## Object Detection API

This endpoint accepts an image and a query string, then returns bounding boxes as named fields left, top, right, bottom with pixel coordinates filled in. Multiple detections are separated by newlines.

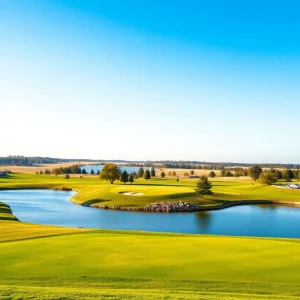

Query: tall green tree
left=129, top=174, right=134, bottom=184
left=99, top=163, right=121, bottom=184
left=195, top=176, right=212, bottom=198
left=138, top=167, right=144, bottom=178
left=90, top=169, right=95, bottom=175
left=259, top=172, right=278, bottom=185
left=248, top=166, right=263, bottom=181
left=151, top=167, right=156, bottom=177
left=144, top=169, right=151, bottom=180
left=275, top=169, right=283, bottom=180
left=81, top=168, right=87, bottom=175
left=120, top=170, right=129, bottom=184
left=284, top=169, right=294, bottom=182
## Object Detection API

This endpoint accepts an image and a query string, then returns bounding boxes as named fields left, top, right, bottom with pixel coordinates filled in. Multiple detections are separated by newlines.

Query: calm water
left=1, top=189, right=300, bottom=238
left=80, top=165, right=152, bottom=174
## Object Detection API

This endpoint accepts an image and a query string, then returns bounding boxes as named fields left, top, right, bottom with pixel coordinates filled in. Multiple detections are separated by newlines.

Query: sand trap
left=119, top=192, right=144, bottom=196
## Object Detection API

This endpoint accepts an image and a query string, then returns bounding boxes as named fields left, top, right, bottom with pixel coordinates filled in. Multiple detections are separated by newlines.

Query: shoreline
left=1, top=186, right=300, bottom=213
left=70, top=196, right=300, bottom=213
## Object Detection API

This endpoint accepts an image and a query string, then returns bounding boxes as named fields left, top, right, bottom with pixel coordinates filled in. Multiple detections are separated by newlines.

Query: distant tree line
left=2, top=156, right=300, bottom=170
left=99, top=164, right=159, bottom=184
left=52, top=165, right=82, bottom=175
left=247, top=166, right=300, bottom=185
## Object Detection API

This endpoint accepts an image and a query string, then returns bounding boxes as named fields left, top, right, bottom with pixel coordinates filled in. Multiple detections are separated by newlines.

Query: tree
left=99, top=163, right=121, bottom=184
left=259, top=172, right=277, bottom=185
left=131, top=171, right=138, bottom=179
left=144, top=169, right=151, bottom=180
left=248, top=166, right=263, bottom=181
left=225, top=170, right=234, bottom=177
left=220, top=169, right=226, bottom=177
left=190, top=170, right=195, bottom=175
left=183, top=172, right=189, bottom=178
left=44, top=169, right=51, bottom=175
left=284, top=169, right=294, bottom=182
left=195, top=176, right=212, bottom=198
left=129, top=174, right=134, bottom=184
left=208, top=171, right=216, bottom=178
left=120, top=170, right=129, bottom=184
left=161, top=171, right=166, bottom=178
left=96, top=170, right=100, bottom=175
left=176, top=177, right=179, bottom=182
left=39, top=170, right=43, bottom=175
left=275, top=169, right=283, bottom=180
left=234, top=168, right=244, bottom=178
left=81, top=168, right=87, bottom=175
left=53, top=169, right=59, bottom=176
left=138, top=167, right=144, bottom=178
left=90, top=169, right=95, bottom=175
left=65, top=174, right=70, bottom=179
left=168, top=171, right=172, bottom=176
left=70, top=164, right=81, bottom=174
left=172, top=171, right=177, bottom=176
left=151, top=167, right=156, bottom=177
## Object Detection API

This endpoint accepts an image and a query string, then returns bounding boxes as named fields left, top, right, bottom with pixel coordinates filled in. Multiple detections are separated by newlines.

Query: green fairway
left=1, top=173, right=300, bottom=299
left=0, top=173, right=299, bottom=209
left=1, top=202, right=300, bottom=299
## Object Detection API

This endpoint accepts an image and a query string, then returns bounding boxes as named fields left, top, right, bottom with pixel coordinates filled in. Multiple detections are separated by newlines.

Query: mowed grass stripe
left=1, top=230, right=300, bottom=284
left=1, top=284, right=300, bottom=300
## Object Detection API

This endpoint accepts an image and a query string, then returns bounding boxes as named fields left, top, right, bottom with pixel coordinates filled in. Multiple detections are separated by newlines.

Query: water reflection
left=257, top=204, right=278, bottom=210
left=195, top=211, right=211, bottom=231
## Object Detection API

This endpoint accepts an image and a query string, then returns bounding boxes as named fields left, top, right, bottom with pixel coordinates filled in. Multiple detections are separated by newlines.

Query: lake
left=1, top=189, right=300, bottom=238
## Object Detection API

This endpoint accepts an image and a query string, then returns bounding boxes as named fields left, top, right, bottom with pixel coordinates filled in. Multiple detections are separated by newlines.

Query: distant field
left=1, top=203, right=300, bottom=299
left=0, top=161, right=95, bottom=174
left=160, top=167, right=222, bottom=177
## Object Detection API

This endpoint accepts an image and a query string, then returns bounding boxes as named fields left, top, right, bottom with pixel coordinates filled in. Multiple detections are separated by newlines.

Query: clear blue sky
left=1, top=0, right=300, bottom=163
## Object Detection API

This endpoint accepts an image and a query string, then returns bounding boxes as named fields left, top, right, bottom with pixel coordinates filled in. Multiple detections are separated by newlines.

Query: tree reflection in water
left=195, top=211, right=212, bottom=232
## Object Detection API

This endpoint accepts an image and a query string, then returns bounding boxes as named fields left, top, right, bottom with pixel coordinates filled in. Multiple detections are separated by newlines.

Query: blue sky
left=1, top=0, right=300, bottom=163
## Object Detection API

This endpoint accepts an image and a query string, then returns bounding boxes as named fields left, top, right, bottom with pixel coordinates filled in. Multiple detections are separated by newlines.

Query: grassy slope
left=1, top=204, right=300, bottom=299
left=0, top=173, right=299, bottom=209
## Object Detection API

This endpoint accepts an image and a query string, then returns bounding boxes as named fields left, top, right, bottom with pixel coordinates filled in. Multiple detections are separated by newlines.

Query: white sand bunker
left=119, top=191, right=144, bottom=196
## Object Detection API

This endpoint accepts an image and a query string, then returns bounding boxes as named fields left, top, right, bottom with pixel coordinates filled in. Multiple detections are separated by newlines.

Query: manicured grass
left=0, top=173, right=299, bottom=209
left=1, top=213, right=300, bottom=299
left=1, top=181, right=300, bottom=299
